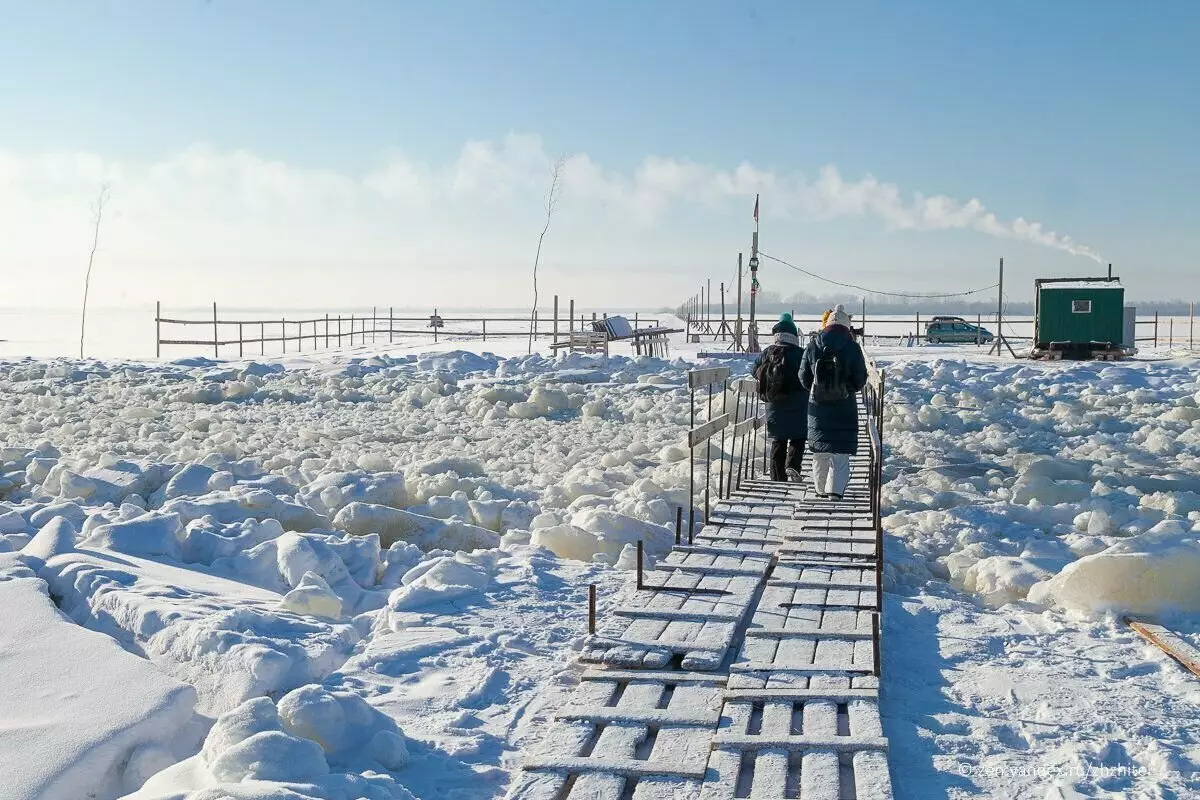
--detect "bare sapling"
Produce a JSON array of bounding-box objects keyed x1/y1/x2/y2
[
  {"x1": 528, "y1": 156, "x2": 567, "y2": 354},
  {"x1": 79, "y1": 183, "x2": 112, "y2": 359}
]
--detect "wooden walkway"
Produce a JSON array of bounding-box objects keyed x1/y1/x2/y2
[{"x1": 510, "y1": 425, "x2": 891, "y2": 799}]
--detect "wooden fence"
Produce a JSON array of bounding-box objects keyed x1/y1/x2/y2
[
  {"x1": 688, "y1": 309, "x2": 1198, "y2": 349},
  {"x1": 155, "y1": 298, "x2": 659, "y2": 358}
]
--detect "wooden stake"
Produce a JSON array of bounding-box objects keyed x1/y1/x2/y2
[
  {"x1": 675, "y1": 506, "x2": 682, "y2": 545},
  {"x1": 212, "y1": 302, "x2": 219, "y2": 359},
  {"x1": 155, "y1": 301, "x2": 161, "y2": 359},
  {"x1": 588, "y1": 584, "x2": 596, "y2": 635}
]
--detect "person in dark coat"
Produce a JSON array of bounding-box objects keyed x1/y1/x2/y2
[
  {"x1": 753, "y1": 313, "x2": 809, "y2": 482},
  {"x1": 799, "y1": 305, "x2": 868, "y2": 499}
]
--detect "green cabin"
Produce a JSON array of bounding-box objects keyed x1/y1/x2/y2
[{"x1": 1034, "y1": 278, "x2": 1125, "y2": 351}]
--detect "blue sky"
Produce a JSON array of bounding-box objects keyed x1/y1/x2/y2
[{"x1": 1, "y1": 1, "x2": 1197, "y2": 307}]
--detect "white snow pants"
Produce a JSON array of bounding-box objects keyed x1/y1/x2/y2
[{"x1": 811, "y1": 452, "x2": 851, "y2": 496}]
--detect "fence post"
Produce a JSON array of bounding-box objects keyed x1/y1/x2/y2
[
  {"x1": 389, "y1": 307, "x2": 394, "y2": 344},
  {"x1": 325, "y1": 314, "x2": 329, "y2": 349},
  {"x1": 553, "y1": 295, "x2": 559, "y2": 342},
  {"x1": 155, "y1": 301, "x2": 161, "y2": 359},
  {"x1": 915, "y1": 311, "x2": 920, "y2": 339},
  {"x1": 1170, "y1": 318, "x2": 1174, "y2": 348},
  {"x1": 482, "y1": 319, "x2": 487, "y2": 341},
  {"x1": 282, "y1": 318, "x2": 286, "y2": 354},
  {"x1": 350, "y1": 313, "x2": 355, "y2": 347},
  {"x1": 212, "y1": 302, "x2": 219, "y2": 359},
  {"x1": 634, "y1": 311, "x2": 639, "y2": 330},
  {"x1": 977, "y1": 312, "x2": 982, "y2": 346},
  {"x1": 569, "y1": 299, "x2": 575, "y2": 333},
  {"x1": 238, "y1": 322, "x2": 243, "y2": 358},
  {"x1": 1154, "y1": 312, "x2": 1159, "y2": 347},
  {"x1": 1191, "y1": 302, "x2": 1195, "y2": 351},
  {"x1": 261, "y1": 322, "x2": 265, "y2": 355},
  {"x1": 337, "y1": 315, "x2": 342, "y2": 347},
  {"x1": 433, "y1": 308, "x2": 438, "y2": 343},
  {"x1": 371, "y1": 306, "x2": 376, "y2": 345}
]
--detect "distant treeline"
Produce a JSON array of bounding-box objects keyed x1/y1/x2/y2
[{"x1": 669, "y1": 290, "x2": 1198, "y2": 317}]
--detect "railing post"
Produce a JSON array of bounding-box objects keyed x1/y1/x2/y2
[
  {"x1": 1154, "y1": 311, "x2": 1159, "y2": 347},
  {"x1": 260, "y1": 322, "x2": 265, "y2": 355},
  {"x1": 569, "y1": 299, "x2": 575, "y2": 333},
  {"x1": 636, "y1": 540, "x2": 644, "y2": 590},
  {"x1": 282, "y1": 318, "x2": 286, "y2": 354},
  {"x1": 212, "y1": 302, "x2": 219, "y2": 359},
  {"x1": 389, "y1": 307, "x2": 394, "y2": 344},
  {"x1": 717, "y1": 380, "x2": 727, "y2": 500},
  {"x1": 325, "y1": 314, "x2": 329, "y2": 349},
  {"x1": 588, "y1": 584, "x2": 596, "y2": 635},
  {"x1": 688, "y1": 380, "x2": 696, "y2": 541},
  {"x1": 155, "y1": 301, "x2": 161, "y2": 359},
  {"x1": 675, "y1": 506, "x2": 682, "y2": 545},
  {"x1": 553, "y1": 295, "x2": 559, "y2": 342},
  {"x1": 351, "y1": 313, "x2": 355, "y2": 347},
  {"x1": 705, "y1": 382, "x2": 714, "y2": 522},
  {"x1": 238, "y1": 322, "x2": 243, "y2": 358}
]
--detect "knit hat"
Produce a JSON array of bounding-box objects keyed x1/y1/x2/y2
[
  {"x1": 826, "y1": 304, "x2": 852, "y2": 329},
  {"x1": 772, "y1": 312, "x2": 798, "y2": 337}
]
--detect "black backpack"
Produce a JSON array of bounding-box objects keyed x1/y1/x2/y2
[
  {"x1": 811, "y1": 346, "x2": 850, "y2": 404},
  {"x1": 757, "y1": 345, "x2": 800, "y2": 402}
]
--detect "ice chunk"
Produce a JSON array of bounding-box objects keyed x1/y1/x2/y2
[
  {"x1": 1029, "y1": 521, "x2": 1200, "y2": 615},
  {"x1": 279, "y1": 572, "x2": 344, "y2": 620},
  {"x1": 22, "y1": 516, "x2": 77, "y2": 565},
  {"x1": 81, "y1": 513, "x2": 184, "y2": 561},
  {"x1": 334, "y1": 502, "x2": 499, "y2": 551},
  {"x1": 210, "y1": 730, "x2": 330, "y2": 783},
  {"x1": 389, "y1": 555, "x2": 490, "y2": 610}
]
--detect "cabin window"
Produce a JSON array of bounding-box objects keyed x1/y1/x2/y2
[{"x1": 1072, "y1": 299, "x2": 1092, "y2": 314}]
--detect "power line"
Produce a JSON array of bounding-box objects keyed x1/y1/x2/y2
[{"x1": 758, "y1": 251, "x2": 1000, "y2": 300}]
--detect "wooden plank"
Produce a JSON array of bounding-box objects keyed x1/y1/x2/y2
[
  {"x1": 1126, "y1": 617, "x2": 1200, "y2": 678},
  {"x1": 674, "y1": 545, "x2": 772, "y2": 561},
  {"x1": 801, "y1": 699, "x2": 842, "y2": 800},
  {"x1": 745, "y1": 627, "x2": 873, "y2": 640},
  {"x1": 731, "y1": 662, "x2": 875, "y2": 674},
  {"x1": 723, "y1": 687, "x2": 878, "y2": 701},
  {"x1": 614, "y1": 607, "x2": 743, "y2": 623},
  {"x1": 688, "y1": 366, "x2": 732, "y2": 389},
  {"x1": 523, "y1": 756, "x2": 709, "y2": 780},
  {"x1": 710, "y1": 734, "x2": 888, "y2": 752},
  {"x1": 557, "y1": 707, "x2": 720, "y2": 727},
  {"x1": 688, "y1": 413, "x2": 730, "y2": 447},
  {"x1": 580, "y1": 669, "x2": 726, "y2": 684}
]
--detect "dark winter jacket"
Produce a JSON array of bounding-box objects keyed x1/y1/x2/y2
[
  {"x1": 753, "y1": 342, "x2": 809, "y2": 441},
  {"x1": 799, "y1": 325, "x2": 869, "y2": 454}
]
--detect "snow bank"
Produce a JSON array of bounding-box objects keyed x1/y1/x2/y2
[
  {"x1": 0, "y1": 574, "x2": 196, "y2": 800},
  {"x1": 43, "y1": 549, "x2": 360, "y2": 715}
]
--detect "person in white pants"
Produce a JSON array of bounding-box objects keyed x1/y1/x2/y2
[
  {"x1": 799, "y1": 304, "x2": 869, "y2": 500},
  {"x1": 811, "y1": 452, "x2": 851, "y2": 498}
]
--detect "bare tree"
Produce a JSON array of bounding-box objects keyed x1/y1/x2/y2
[
  {"x1": 528, "y1": 156, "x2": 568, "y2": 354},
  {"x1": 79, "y1": 183, "x2": 112, "y2": 360}
]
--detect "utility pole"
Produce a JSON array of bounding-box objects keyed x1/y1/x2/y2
[
  {"x1": 748, "y1": 194, "x2": 761, "y2": 353},
  {"x1": 734, "y1": 253, "x2": 744, "y2": 352},
  {"x1": 988, "y1": 257, "x2": 1017, "y2": 357}
]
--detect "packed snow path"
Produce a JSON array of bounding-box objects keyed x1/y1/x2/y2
[{"x1": 511, "y1": 399, "x2": 893, "y2": 798}]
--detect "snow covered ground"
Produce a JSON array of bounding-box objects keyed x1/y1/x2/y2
[{"x1": 2, "y1": 324, "x2": 1199, "y2": 799}]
